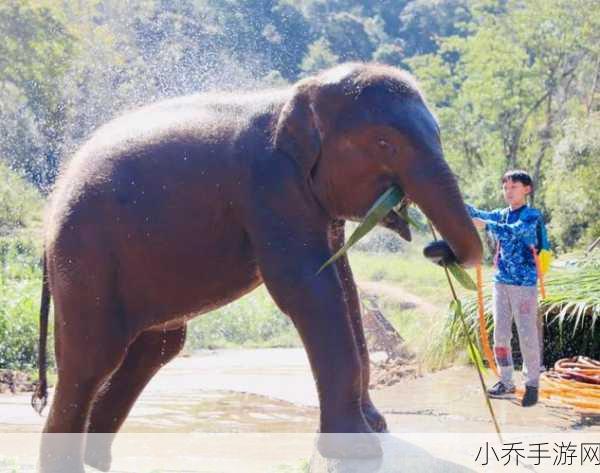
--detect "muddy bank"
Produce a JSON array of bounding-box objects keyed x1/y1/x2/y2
[
  {"x1": 0, "y1": 349, "x2": 598, "y2": 435},
  {"x1": 0, "y1": 370, "x2": 35, "y2": 394}
]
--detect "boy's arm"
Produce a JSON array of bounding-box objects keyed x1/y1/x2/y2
[
  {"x1": 480, "y1": 213, "x2": 539, "y2": 247},
  {"x1": 465, "y1": 203, "x2": 501, "y2": 222}
]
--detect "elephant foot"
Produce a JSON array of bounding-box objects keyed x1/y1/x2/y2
[
  {"x1": 317, "y1": 432, "x2": 382, "y2": 459},
  {"x1": 317, "y1": 415, "x2": 382, "y2": 459},
  {"x1": 38, "y1": 434, "x2": 86, "y2": 473},
  {"x1": 84, "y1": 452, "x2": 112, "y2": 472},
  {"x1": 37, "y1": 456, "x2": 86, "y2": 473},
  {"x1": 84, "y1": 436, "x2": 112, "y2": 472},
  {"x1": 363, "y1": 402, "x2": 388, "y2": 433}
]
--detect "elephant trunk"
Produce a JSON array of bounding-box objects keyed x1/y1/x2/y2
[{"x1": 401, "y1": 158, "x2": 482, "y2": 268}]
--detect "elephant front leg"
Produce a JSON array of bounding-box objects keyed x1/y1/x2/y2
[
  {"x1": 329, "y1": 220, "x2": 388, "y2": 433},
  {"x1": 252, "y1": 227, "x2": 381, "y2": 457}
]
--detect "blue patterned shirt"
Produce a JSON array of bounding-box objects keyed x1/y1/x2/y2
[{"x1": 466, "y1": 204, "x2": 544, "y2": 287}]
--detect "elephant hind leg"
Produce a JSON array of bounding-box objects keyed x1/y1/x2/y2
[
  {"x1": 84, "y1": 323, "x2": 187, "y2": 472},
  {"x1": 39, "y1": 270, "x2": 132, "y2": 472},
  {"x1": 39, "y1": 318, "x2": 129, "y2": 473}
]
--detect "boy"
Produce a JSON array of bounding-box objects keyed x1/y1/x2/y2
[{"x1": 466, "y1": 170, "x2": 548, "y2": 407}]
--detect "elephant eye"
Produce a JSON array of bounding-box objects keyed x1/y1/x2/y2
[{"x1": 378, "y1": 139, "x2": 390, "y2": 149}]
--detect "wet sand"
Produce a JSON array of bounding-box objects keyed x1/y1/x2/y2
[
  {"x1": 1, "y1": 349, "x2": 598, "y2": 472},
  {"x1": 1, "y1": 348, "x2": 597, "y2": 435}
]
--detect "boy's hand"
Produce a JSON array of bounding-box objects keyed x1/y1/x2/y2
[{"x1": 472, "y1": 218, "x2": 486, "y2": 230}]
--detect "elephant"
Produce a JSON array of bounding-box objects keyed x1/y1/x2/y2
[{"x1": 33, "y1": 62, "x2": 482, "y2": 472}]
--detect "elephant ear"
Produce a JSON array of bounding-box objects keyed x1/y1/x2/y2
[{"x1": 274, "y1": 82, "x2": 323, "y2": 178}]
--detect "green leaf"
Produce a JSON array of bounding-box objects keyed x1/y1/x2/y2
[
  {"x1": 449, "y1": 299, "x2": 461, "y2": 318},
  {"x1": 317, "y1": 185, "x2": 403, "y2": 274},
  {"x1": 392, "y1": 198, "x2": 427, "y2": 232},
  {"x1": 466, "y1": 337, "x2": 487, "y2": 373},
  {"x1": 447, "y1": 263, "x2": 477, "y2": 291},
  {"x1": 450, "y1": 300, "x2": 486, "y2": 374},
  {"x1": 396, "y1": 207, "x2": 426, "y2": 232}
]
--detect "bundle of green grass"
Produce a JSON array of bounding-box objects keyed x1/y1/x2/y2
[{"x1": 539, "y1": 259, "x2": 600, "y2": 364}]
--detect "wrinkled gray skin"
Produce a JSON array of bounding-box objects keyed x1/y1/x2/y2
[{"x1": 36, "y1": 62, "x2": 481, "y2": 472}]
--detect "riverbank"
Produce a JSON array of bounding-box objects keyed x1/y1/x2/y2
[{"x1": 1, "y1": 348, "x2": 597, "y2": 434}]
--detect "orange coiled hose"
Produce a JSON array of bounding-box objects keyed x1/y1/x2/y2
[{"x1": 517, "y1": 357, "x2": 600, "y2": 414}]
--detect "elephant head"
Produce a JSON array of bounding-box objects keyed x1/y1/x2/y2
[{"x1": 274, "y1": 63, "x2": 482, "y2": 268}]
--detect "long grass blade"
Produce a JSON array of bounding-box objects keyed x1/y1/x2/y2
[
  {"x1": 395, "y1": 206, "x2": 426, "y2": 232},
  {"x1": 448, "y1": 263, "x2": 477, "y2": 291},
  {"x1": 451, "y1": 300, "x2": 486, "y2": 373},
  {"x1": 317, "y1": 186, "x2": 403, "y2": 273}
]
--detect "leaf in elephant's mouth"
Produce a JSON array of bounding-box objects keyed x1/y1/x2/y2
[
  {"x1": 317, "y1": 185, "x2": 477, "y2": 292},
  {"x1": 317, "y1": 185, "x2": 404, "y2": 274}
]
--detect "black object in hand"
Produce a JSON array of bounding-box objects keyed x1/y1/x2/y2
[{"x1": 423, "y1": 240, "x2": 458, "y2": 267}]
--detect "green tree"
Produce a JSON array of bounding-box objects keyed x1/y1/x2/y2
[
  {"x1": 544, "y1": 116, "x2": 600, "y2": 251},
  {"x1": 373, "y1": 42, "x2": 407, "y2": 68},
  {"x1": 410, "y1": 0, "x2": 600, "y2": 209},
  {"x1": 301, "y1": 38, "x2": 340, "y2": 74},
  {"x1": 399, "y1": 0, "x2": 472, "y2": 56},
  {"x1": 0, "y1": 162, "x2": 42, "y2": 233},
  {"x1": 207, "y1": 0, "x2": 312, "y2": 80},
  {"x1": 0, "y1": 0, "x2": 75, "y2": 189},
  {"x1": 323, "y1": 12, "x2": 376, "y2": 61}
]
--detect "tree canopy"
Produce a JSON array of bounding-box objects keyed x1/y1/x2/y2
[{"x1": 1, "y1": 0, "x2": 598, "y2": 252}]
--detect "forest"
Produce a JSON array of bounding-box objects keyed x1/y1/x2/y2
[{"x1": 1, "y1": 0, "x2": 598, "y2": 252}]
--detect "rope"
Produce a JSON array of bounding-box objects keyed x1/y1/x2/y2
[{"x1": 475, "y1": 265, "x2": 498, "y2": 376}]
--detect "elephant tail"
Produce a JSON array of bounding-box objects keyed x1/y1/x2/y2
[{"x1": 31, "y1": 251, "x2": 50, "y2": 415}]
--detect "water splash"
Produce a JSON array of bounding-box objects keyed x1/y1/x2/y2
[{"x1": 0, "y1": 0, "x2": 311, "y2": 191}]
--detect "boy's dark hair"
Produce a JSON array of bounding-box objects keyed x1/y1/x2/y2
[{"x1": 501, "y1": 169, "x2": 533, "y2": 189}]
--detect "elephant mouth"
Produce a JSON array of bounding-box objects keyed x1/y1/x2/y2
[{"x1": 381, "y1": 208, "x2": 412, "y2": 241}]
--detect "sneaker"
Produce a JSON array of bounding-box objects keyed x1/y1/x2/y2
[
  {"x1": 487, "y1": 381, "x2": 516, "y2": 398},
  {"x1": 521, "y1": 386, "x2": 539, "y2": 407}
]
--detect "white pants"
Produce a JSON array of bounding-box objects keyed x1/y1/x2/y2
[{"x1": 492, "y1": 282, "x2": 540, "y2": 388}]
